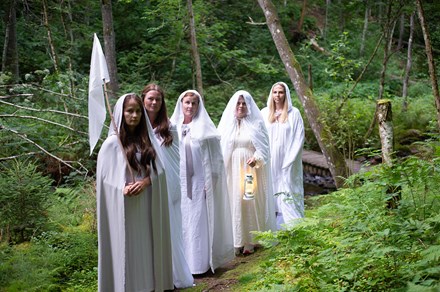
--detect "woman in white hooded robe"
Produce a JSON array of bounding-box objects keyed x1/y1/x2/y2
[
  {"x1": 170, "y1": 90, "x2": 234, "y2": 275},
  {"x1": 141, "y1": 84, "x2": 194, "y2": 288},
  {"x1": 261, "y1": 82, "x2": 305, "y2": 228},
  {"x1": 217, "y1": 90, "x2": 276, "y2": 255},
  {"x1": 96, "y1": 93, "x2": 173, "y2": 291}
]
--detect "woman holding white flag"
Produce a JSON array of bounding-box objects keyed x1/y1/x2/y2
[{"x1": 96, "y1": 93, "x2": 173, "y2": 291}]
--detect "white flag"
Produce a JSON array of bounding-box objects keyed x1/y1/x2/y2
[{"x1": 88, "y1": 33, "x2": 110, "y2": 155}]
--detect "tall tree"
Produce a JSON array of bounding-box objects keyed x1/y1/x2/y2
[
  {"x1": 359, "y1": 0, "x2": 370, "y2": 56},
  {"x1": 42, "y1": 0, "x2": 59, "y2": 73},
  {"x1": 257, "y1": 0, "x2": 349, "y2": 187},
  {"x1": 416, "y1": 0, "x2": 440, "y2": 131},
  {"x1": 101, "y1": 0, "x2": 119, "y2": 98},
  {"x1": 402, "y1": 12, "x2": 414, "y2": 111},
  {"x1": 2, "y1": 0, "x2": 19, "y2": 81},
  {"x1": 187, "y1": 0, "x2": 204, "y2": 98}
]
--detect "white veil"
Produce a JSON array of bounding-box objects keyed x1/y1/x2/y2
[
  {"x1": 170, "y1": 90, "x2": 220, "y2": 141},
  {"x1": 217, "y1": 90, "x2": 270, "y2": 169}
]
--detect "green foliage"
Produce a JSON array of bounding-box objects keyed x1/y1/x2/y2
[
  {"x1": 251, "y1": 155, "x2": 440, "y2": 291},
  {"x1": 0, "y1": 159, "x2": 53, "y2": 243}
]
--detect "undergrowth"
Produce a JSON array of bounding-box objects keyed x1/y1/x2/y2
[{"x1": 252, "y1": 154, "x2": 440, "y2": 291}]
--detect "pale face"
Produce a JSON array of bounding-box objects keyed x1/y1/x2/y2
[
  {"x1": 182, "y1": 94, "x2": 199, "y2": 121},
  {"x1": 123, "y1": 98, "x2": 142, "y2": 133},
  {"x1": 235, "y1": 96, "x2": 248, "y2": 119},
  {"x1": 143, "y1": 90, "x2": 163, "y2": 115},
  {"x1": 272, "y1": 84, "x2": 286, "y2": 108}
]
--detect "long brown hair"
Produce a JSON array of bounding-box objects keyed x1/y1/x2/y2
[
  {"x1": 120, "y1": 94, "x2": 156, "y2": 175},
  {"x1": 141, "y1": 84, "x2": 173, "y2": 147}
]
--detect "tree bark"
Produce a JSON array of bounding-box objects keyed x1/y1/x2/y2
[
  {"x1": 42, "y1": 0, "x2": 59, "y2": 73},
  {"x1": 377, "y1": 99, "x2": 393, "y2": 165},
  {"x1": 101, "y1": 0, "x2": 119, "y2": 98},
  {"x1": 297, "y1": 0, "x2": 307, "y2": 33},
  {"x1": 257, "y1": 0, "x2": 349, "y2": 188},
  {"x1": 402, "y1": 12, "x2": 414, "y2": 112},
  {"x1": 359, "y1": 0, "x2": 370, "y2": 57},
  {"x1": 416, "y1": 0, "x2": 440, "y2": 131},
  {"x1": 1, "y1": 0, "x2": 19, "y2": 81},
  {"x1": 187, "y1": 0, "x2": 204, "y2": 98}
]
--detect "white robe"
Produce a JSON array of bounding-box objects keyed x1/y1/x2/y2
[
  {"x1": 153, "y1": 124, "x2": 194, "y2": 288},
  {"x1": 226, "y1": 125, "x2": 271, "y2": 247},
  {"x1": 218, "y1": 90, "x2": 276, "y2": 247},
  {"x1": 171, "y1": 90, "x2": 234, "y2": 274},
  {"x1": 261, "y1": 82, "x2": 305, "y2": 228},
  {"x1": 97, "y1": 94, "x2": 173, "y2": 292}
]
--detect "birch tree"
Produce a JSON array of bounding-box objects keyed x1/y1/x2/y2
[
  {"x1": 257, "y1": 0, "x2": 349, "y2": 187},
  {"x1": 416, "y1": 0, "x2": 440, "y2": 131},
  {"x1": 402, "y1": 12, "x2": 414, "y2": 111}
]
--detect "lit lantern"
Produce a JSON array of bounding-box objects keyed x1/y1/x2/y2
[{"x1": 243, "y1": 173, "x2": 255, "y2": 200}]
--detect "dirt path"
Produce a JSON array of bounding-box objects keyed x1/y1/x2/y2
[{"x1": 178, "y1": 247, "x2": 268, "y2": 291}]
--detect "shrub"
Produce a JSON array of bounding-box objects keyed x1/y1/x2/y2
[{"x1": 0, "y1": 159, "x2": 53, "y2": 243}]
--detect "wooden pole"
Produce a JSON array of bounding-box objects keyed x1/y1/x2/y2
[{"x1": 103, "y1": 79, "x2": 135, "y2": 182}]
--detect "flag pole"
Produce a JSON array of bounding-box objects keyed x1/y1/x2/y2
[{"x1": 102, "y1": 79, "x2": 135, "y2": 183}]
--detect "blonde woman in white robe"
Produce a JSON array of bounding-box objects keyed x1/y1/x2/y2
[
  {"x1": 170, "y1": 90, "x2": 234, "y2": 275},
  {"x1": 142, "y1": 84, "x2": 194, "y2": 288},
  {"x1": 261, "y1": 82, "x2": 305, "y2": 228},
  {"x1": 96, "y1": 93, "x2": 173, "y2": 291},
  {"x1": 218, "y1": 90, "x2": 276, "y2": 255}
]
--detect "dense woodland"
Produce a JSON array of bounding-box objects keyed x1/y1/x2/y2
[{"x1": 1, "y1": 0, "x2": 440, "y2": 291}]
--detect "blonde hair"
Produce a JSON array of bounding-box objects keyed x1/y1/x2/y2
[{"x1": 268, "y1": 83, "x2": 288, "y2": 123}]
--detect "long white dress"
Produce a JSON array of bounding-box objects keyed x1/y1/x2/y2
[
  {"x1": 218, "y1": 90, "x2": 276, "y2": 248},
  {"x1": 261, "y1": 82, "x2": 305, "y2": 228},
  {"x1": 152, "y1": 124, "x2": 194, "y2": 288},
  {"x1": 97, "y1": 94, "x2": 173, "y2": 292},
  {"x1": 170, "y1": 90, "x2": 234, "y2": 274}
]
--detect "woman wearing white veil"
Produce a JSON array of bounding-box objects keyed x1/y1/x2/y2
[
  {"x1": 218, "y1": 90, "x2": 276, "y2": 255},
  {"x1": 170, "y1": 90, "x2": 234, "y2": 275},
  {"x1": 96, "y1": 93, "x2": 173, "y2": 291},
  {"x1": 261, "y1": 82, "x2": 305, "y2": 228}
]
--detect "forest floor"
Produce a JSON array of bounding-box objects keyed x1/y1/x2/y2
[{"x1": 178, "y1": 246, "x2": 270, "y2": 291}]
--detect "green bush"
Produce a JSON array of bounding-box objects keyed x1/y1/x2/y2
[
  {"x1": 252, "y1": 154, "x2": 440, "y2": 291},
  {"x1": 0, "y1": 159, "x2": 53, "y2": 243}
]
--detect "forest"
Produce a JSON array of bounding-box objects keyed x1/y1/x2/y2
[{"x1": 1, "y1": 0, "x2": 440, "y2": 291}]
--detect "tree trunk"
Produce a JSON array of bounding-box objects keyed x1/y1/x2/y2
[
  {"x1": 101, "y1": 0, "x2": 119, "y2": 98},
  {"x1": 359, "y1": 0, "x2": 370, "y2": 56},
  {"x1": 297, "y1": 0, "x2": 307, "y2": 33},
  {"x1": 187, "y1": 0, "x2": 204, "y2": 98},
  {"x1": 416, "y1": 0, "x2": 440, "y2": 131},
  {"x1": 257, "y1": 0, "x2": 349, "y2": 188},
  {"x1": 1, "y1": 0, "x2": 19, "y2": 82},
  {"x1": 42, "y1": 0, "x2": 59, "y2": 73},
  {"x1": 397, "y1": 13, "x2": 404, "y2": 50},
  {"x1": 402, "y1": 12, "x2": 414, "y2": 112},
  {"x1": 324, "y1": 0, "x2": 331, "y2": 39},
  {"x1": 377, "y1": 99, "x2": 393, "y2": 165}
]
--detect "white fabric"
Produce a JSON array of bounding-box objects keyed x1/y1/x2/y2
[
  {"x1": 88, "y1": 33, "x2": 110, "y2": 155},
  {"x1": 218, "y1": 90, "x2": 276, "y2": 247},
  {"x1": 261, "y1": 82, "x2": 305, "y2": 228},
  {"x1": 97, "y1": 94, "x2": 173, "y2": 292},
  {"x1": 170, "y1": 90, "x2": 235, "y2": 274},
  {"x1": 152, "y1": 123, "x2": 194, "y2": 288}
]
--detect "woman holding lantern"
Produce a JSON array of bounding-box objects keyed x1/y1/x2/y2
[
  {"x1": 218, "y1": 90, "x2": 276, "y2": 255},
  {"x1": 261, "y1": 82, "x2": 305, "y2": 228},
  {"x1": 170, "y1": 90, "x2": 234, "y2": 274}
]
